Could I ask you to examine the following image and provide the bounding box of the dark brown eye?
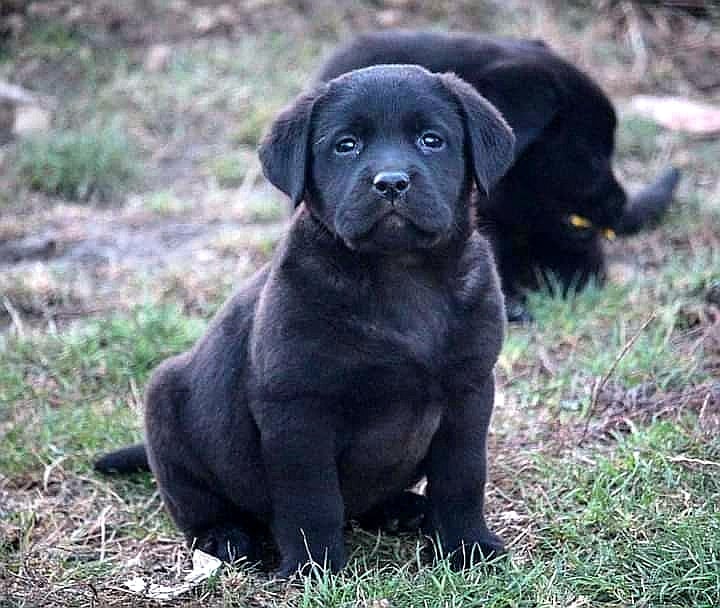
[335,136,358,154]
[419,132,444,149]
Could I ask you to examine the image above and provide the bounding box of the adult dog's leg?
[425,375,504,569]
[486,227,534,322]
[257,400,346,576]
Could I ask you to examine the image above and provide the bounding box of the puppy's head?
[260,65,514,253]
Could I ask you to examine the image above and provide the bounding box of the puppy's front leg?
[258,403,346,577]
[426,374,504,568]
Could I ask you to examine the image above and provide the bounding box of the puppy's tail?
[616,167,681,236]
[94,443,149,474]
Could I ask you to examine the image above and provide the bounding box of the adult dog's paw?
[505,298,532,323]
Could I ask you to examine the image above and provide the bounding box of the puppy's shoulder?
[171,263,270,388]
[266,209,367,302]
[204,264,270,338]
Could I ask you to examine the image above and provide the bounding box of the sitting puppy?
[95,65,515,576]
[318,31,681,318]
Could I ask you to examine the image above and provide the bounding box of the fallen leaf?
[123,549,222,601]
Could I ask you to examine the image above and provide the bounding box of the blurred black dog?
[318,30,681,319]
[95,65,514,576]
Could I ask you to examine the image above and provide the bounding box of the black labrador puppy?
[318,30,681,318]
[95,65,515,576]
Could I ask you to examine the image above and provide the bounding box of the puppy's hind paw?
[192,524,258,564]
[356,491,428,534]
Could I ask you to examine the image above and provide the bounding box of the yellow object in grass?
[603,228,617,241]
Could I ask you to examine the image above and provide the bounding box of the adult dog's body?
[318,31,680,315]
[95,65,514,576]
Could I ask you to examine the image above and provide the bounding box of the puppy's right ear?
[259,84,328,206]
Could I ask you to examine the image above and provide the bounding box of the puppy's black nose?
[372,171,410,200]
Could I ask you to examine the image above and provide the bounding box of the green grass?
[143,189,191,215]
[101,34,322,142]
[242,195,287,223]
[17,122,141,201]
[21,20,85,57]
[0,304,205,474]
[496,236,715,415]
[616,116,663,163]
[253,422,718,608]
[207,153,253,188]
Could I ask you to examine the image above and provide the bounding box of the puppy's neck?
[289,204,469,271]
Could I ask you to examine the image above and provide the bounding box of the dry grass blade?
[579,311,657,445]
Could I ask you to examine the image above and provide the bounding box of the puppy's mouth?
[344,210,442,252]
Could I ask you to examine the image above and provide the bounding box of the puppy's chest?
[339,396,444,515]
[350,276,452,369]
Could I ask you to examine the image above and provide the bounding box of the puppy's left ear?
[258,84,328,206]
[440,73,515,195]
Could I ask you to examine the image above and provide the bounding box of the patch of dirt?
[0,196,286,329]
[589,378,720,438]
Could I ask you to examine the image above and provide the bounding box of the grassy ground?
[1,2,719,606]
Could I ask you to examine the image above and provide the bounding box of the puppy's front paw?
[448,532,506,570]
[192,524,257,563]
[272,553,346,579]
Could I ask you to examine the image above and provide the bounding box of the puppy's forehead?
[317,65,460,129]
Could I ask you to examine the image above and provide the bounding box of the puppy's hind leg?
[160,470,262,563]
[145,361,263,564]
[149,426,265,563]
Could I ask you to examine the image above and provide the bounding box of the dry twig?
[578,311,657,445]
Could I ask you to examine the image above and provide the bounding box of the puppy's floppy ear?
[440,73,515,195]
[258,84,328,206]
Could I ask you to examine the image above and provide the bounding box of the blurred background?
[0,0,718,324]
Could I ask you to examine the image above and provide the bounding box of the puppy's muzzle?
[372,171,411,202]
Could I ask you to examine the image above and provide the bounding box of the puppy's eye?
[419,132,445,150]
[335,136,359,155]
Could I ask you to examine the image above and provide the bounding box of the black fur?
[317,30,681,316]
[95,65,513,576]
[94,443,147,473]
